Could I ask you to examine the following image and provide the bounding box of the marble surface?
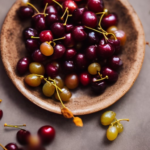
[0,0,150,150]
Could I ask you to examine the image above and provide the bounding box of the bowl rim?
[0,0,145,115]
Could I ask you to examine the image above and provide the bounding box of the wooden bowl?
[0,0,145,115]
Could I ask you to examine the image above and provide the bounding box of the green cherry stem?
[53,36,66,42]
[95,76,109,82]
[111,119,130,126]
[4,123,26,128]
[31,36,40,39]
[43,3,49,17]
[61,7,68,20]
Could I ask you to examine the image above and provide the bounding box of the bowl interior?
[0,0,145,115]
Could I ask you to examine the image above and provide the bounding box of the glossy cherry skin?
[39,30,53,42]
[38,125,55,145]
[64,48,77,60]
[23,28,38,40]
[0,110,3,120]
[46,63,59,78]
[82,11,98,28]
[66,24,74,33]
[25,39,39,53]
[18,6,34,20]
[107,56,123,70]
[32,49,47,62]
[17,129,31,145]
[51,22,65,38]
[5,143,18,150]
[87,31,99,45]
[46,5,58,15]
[63,33,75,48]
[73,8,86,24]
[62,0,77,14]
[97,43,115,59]
[107,39,120,54]
[87,0,104,13]
[72,26,87,42]
[52,44,66,60]
[102,67,118,83]
[17,57,30,75]
[91,76,107,94]
[85,45,97,60]
[75,53,88,69]
[63,60,75,72]
[114,30,126,46]
[101,14,118,29]
[46,14,59,27]
[79,72,91,86]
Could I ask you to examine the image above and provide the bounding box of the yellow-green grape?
[21,0,29,6]
[101,111,116,126]
[54,76,64,89]
[106,126,118,141]
[88,63,101,75]
[40,42,54,56]
[29,62,45,75]
[117,123,124,133]
[25,74,42,87]
[42,82,55,97]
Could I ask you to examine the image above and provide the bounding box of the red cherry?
[45,63,59,78]
[39,30,53,42]
[17,129,31,145]
[85,45,97,60]
[66,24,74,33]
[79,72,91,86]
[62,0,77,14]
[82,11,98,28]
[46,5,58,15]
[5,143,18,150]
[64,48,77,60]
[87,31,99,45]
[0,109,3,120]
[63,33,75,48]
[32,49,47,62]
[101,13,118,29]
[38,125,55,145]
[43,0,54,5]
[17,57,30,75]
[46,14,60,27]
[87,0,104,13]
[23,28,38,40]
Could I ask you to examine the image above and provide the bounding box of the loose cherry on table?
[5,143,18,150]
[79,72,91,86]
[64,48,77,60]
[0,109,3,120]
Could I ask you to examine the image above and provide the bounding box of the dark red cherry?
[73,8,86,24]
[85,45,97,60]
[87,0,104,13]
[79,72,91,86]
[46,63,59,78]
[99,38,106,45]
[101,13,118,29]
[63,33,75,48]
[82,11,98,28]
[101,67,118,83]
[32,49,47,62]
[46,5,58,15]
[62,0,77,14]
[23,28,38,40]
[25,39,39,53]
[87,31,99,45]
[5,143,18,150]
[108,39,120,54]
[38,125,55,145]
[63,60,75,72]
[46,14,59,26]
[39,30,53,42]
[75,53,88,69]
[51,22,65,37]
[43,0,54,5]
[17,57,30,75]
[17,129,31,145]
[66,24,74,33]
[107,56,123,70]
[32,14,43,26]
[97,43,115,59]
[52,44,66,60]
[72,26,87,42]
[91,76,107,94]
[64,48,77,60]
[18,6,34,20]
[0,110,3,120]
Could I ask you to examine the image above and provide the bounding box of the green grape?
[54,76,64,89]
[42,82,55,97]
[101,111,116,126]
[88,63,101,75]
[117,123,124,133]
[106,126,118,141]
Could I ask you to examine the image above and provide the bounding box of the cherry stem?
[4,123,26,129]
[84,26,104,34]
[0,144,7,150]
[46,41,53,45]
[111,119,129,126]
[106,32,117,40]
[31,36,40,39]
[53,37,66,42]
[95,76,109,82]
[63,10,69,25]
[43,3,48,17]
[52,0,63,9]
[61,8,68,20]
[27,2,40,13]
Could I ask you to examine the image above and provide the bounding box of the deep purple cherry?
[63,33,75,48]
[17,129,31,145]
[23,28,38,40]
[0,109,3,120]
[87,0,104,13]
[46,63,59,78]
[46,14,59,27]
[72,26,87,42]
[64,48,77,60]
[87,31,99,45]
[5,143,18,150]
[32,49,47,62]
[43,0,54,6]
[66,24,74,33]
[82,11,98,28]
[46,5,58,15]
[101,67,118,83]
[85,45,97,60]
[63,60,75,72]
[25,39,39,53]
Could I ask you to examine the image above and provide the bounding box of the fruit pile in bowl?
[0,0,145,116]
